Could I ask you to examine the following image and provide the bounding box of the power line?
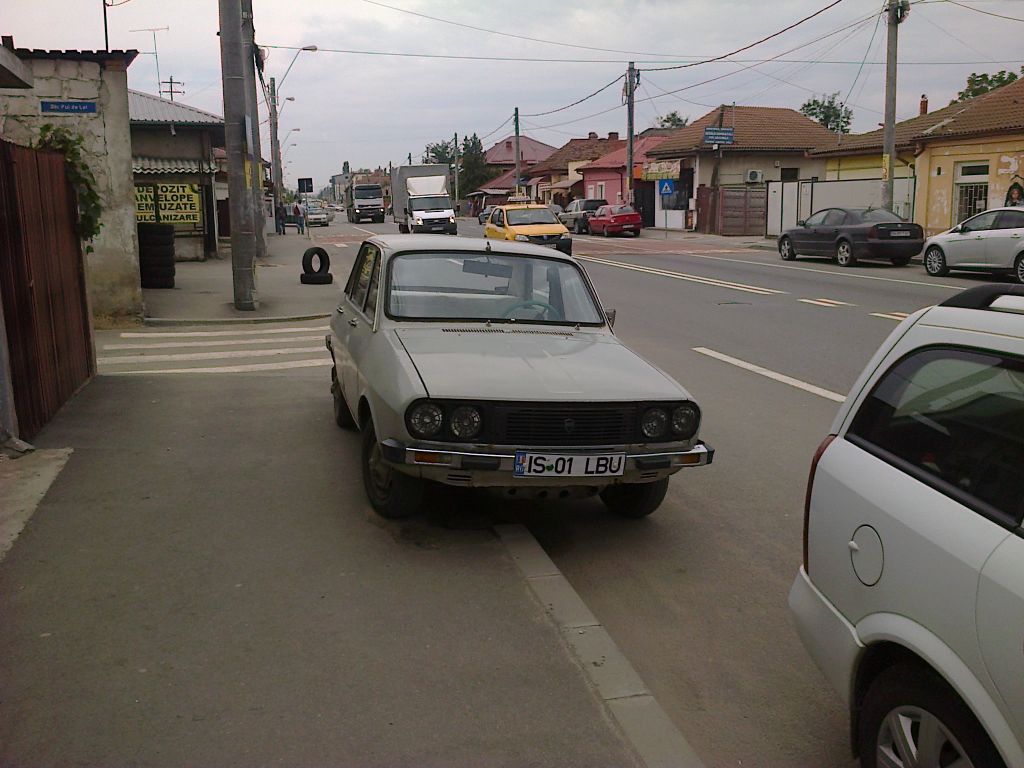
[842,5,885,107]
[522,74,624,117]
[913,2,997,62]
[479,114,514,141]
[941,0,1024,22]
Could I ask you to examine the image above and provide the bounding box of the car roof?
[367,234,577,261]
[916,285,1024,341]
[495,203,547,210]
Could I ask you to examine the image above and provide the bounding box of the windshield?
[853,208,904,223]
[354,186,382,199]
[506,208,560,226]
[583,199,608,211]
[410,195,452,211]
[388,252,604,326]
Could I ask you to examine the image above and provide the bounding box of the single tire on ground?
[301,246,330,275]
[137,222,174,244]
[139,243,175,261]
[138,232,175,248]
[140,265,176,280]
[141,274,175,289]
[300,272,334,285]
[361,420,423,519]
[331,367,356,429]
[599,478,669,518]
[924,245,949,277]
[857,663,1006,768]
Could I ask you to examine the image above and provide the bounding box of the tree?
[954,66,1023,102]
[654,110,688,129]
[458,133,499,194]
[799,92,852,134]
[422,139,455,165]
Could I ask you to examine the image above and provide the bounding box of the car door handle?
[975,236,985,240]
[336,307,345,314]
[1012,234,1022,239]
[348,318,358,327]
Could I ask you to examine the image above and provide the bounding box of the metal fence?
[0,139,94,440]
[765,176,917,236]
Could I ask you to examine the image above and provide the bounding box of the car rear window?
[611,205,635,214]
[583,199,608,211]
[847,346,1024,527]
[851,208,905,223]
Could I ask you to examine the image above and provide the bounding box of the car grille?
[495,402,638,445]
[528,234,561,245]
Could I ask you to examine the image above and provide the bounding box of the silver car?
[923,206,1024,282]
[325,235,713,519]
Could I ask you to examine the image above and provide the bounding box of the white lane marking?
[798,298,855,307]
[870,312,910,321]
[351,225,377,235]
[103,334,326,351]
[99,346,324,365]
[100,358,332,375]
[331,243,348,248]
[119,325,329,339]
[576,255,785,296]
[693,346,845,403]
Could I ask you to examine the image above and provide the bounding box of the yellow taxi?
[483,201,572,255]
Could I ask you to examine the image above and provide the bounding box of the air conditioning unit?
[745,169,765,184]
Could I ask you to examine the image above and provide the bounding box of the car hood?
[394,327,689,402]
[508,223,569,236]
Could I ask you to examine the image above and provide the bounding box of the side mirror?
[796,219,806,227]
[403,207,409,216]
[958,224,969,234]
[604,308,617,328]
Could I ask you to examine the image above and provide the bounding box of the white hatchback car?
[923,206,1024,283]
[790,284,1024,768]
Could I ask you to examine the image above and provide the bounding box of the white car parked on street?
[790,283,1024,768]
[923,206,1024,282]
[325,235,714,520]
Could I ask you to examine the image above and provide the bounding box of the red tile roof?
[648,105,836,157]
[474,166,518,192]
[484,135,556,166]
[810,77,1024,156]
[529,134,627,175]
[579,136,668,171]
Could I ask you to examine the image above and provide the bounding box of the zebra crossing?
[97,321,334,375]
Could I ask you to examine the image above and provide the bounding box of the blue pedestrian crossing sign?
[658,179,676,195]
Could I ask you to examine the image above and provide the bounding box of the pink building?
[578,135,668,204]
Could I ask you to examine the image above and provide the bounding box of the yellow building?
[811,84,1024,236]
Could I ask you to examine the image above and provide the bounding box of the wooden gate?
[0,139,94,440]
[717,186,767,236]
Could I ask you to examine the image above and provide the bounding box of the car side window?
[493,209,505,227]
[362,249,381,319]
[804,210,828,226]
[345,245,368,296]
[995,209,1024,230]
[823,210,846,226]
[965,211,998,231]
[847,346,1024,527]
[349,244,377,309]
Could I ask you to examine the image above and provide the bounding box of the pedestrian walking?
[293,200,306,234]
[275,202,286,235]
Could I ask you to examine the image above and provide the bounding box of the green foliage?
[654,110,688,129]
[458,133,500,194]
[799,92,853,134]
[34,124,103,253]
[954,67,1023,102]
[422,139,455,165]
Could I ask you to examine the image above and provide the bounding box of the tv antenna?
[129,26,169,95]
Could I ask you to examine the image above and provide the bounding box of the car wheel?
[599,478,669,519]
[398,223,409,234]
[602,226,610,237]
[858,663,1005,768]
[331,368,356,429]
[574,219,583,235]
[779,236,797,260]
[890,256,912,267]
[361,420,423,519]
[1015,253,1024,284]
[924,246,949,277]
[836,240,856,267]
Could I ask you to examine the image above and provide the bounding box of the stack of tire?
[137,222,176,289]
[301,247,333,284]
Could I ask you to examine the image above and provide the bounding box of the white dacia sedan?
[326,235,713,519]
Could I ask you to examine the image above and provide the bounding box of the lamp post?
[269,45,316,209]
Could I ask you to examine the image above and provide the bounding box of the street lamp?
[269,44,317,209]
[284,142,298,158]
[282,128,301,145]
[278,96,296,119]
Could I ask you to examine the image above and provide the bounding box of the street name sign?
[40,100,97,114]
[702,127,734,145]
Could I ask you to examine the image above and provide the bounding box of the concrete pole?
[882,0,900,212]
[626,62,635,205]
[218,0,258,310]
[514,107,521,196]
[241,0,266,258]
[453,132,459,215]
[269,76,283,209]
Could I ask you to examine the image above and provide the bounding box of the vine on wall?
[35,124,103,253]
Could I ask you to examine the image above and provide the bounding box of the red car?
[588,205,642,237]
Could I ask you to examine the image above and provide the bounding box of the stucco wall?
[581,169,624,202]
[823,154,916,181]
[0,57,142,319]
[696,152,826,186]
[131,126,206,158]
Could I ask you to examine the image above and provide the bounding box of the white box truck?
[392,164,457,235]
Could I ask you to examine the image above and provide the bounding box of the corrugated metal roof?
[132,156,215,174]
[129,89,223,126]
[13,47,138,65]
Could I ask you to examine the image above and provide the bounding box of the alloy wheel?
[367,440,393,502]
[925,247,947,277]
[779,238,793,260]
[837,241,853,266]
[1016,255,1024,284]
[876,706,974,768]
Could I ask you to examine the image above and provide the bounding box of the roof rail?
[939,284,1024,310]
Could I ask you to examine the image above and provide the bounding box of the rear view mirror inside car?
[463,259,513,278]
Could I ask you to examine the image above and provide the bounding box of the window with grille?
[956,183,989,224]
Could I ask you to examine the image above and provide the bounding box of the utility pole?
[625,62,636,205]
[882,0,909,211]
[240,0,266,259]
[159,75,184,101]
[269,76,283,209]
[453,132,460,215]
[218,0,257,310]
[514,107,521,196]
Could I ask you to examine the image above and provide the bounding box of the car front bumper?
[380,438,713,488]
[411,220,457,234]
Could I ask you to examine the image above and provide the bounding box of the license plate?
[514,451,626,477]
[891,230,910,237]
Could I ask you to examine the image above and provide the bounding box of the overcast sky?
[6,0,1023,189]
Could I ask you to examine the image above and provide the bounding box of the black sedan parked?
[778,207,924,267]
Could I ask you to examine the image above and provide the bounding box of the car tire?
[301,246,330,275]
[924,246,949,277]
[331,368,356,429]
[599,478,669,518]
[361,420,423,519]
[779,236,797,260]
[632,230,640,237]
[603,226,610,237]
[398,223,409,234]
[835,240,856,267]
[890,256,912,267]
[300,272,334,285]
[857,663,1006,768]
[1015,253,1024,284]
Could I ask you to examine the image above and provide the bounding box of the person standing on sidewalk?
[274,202,286,235]
[293,200,306,235]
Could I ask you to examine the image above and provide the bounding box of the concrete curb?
[496,524,705,768]
[143,313,331,327]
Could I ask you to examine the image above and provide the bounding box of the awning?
[133,156,216,175]
[547,179,578,190]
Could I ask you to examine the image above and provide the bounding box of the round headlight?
[671,403,700,439]
[408,402,444,438]
[449,406,482,440]
[640,407,668,439]
[514,234,530,242]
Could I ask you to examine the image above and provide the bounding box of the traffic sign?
[658,179,676,196]
[703,127,735,145]
[297,177,313,193]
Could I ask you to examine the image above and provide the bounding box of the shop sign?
[135,183,203,227]
[642,159,681,181]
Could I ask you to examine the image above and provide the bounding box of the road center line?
[577,255,784,296]
[693,347,845,403]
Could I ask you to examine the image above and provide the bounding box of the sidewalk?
[142,231,354,324]
[641,228,776,251]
